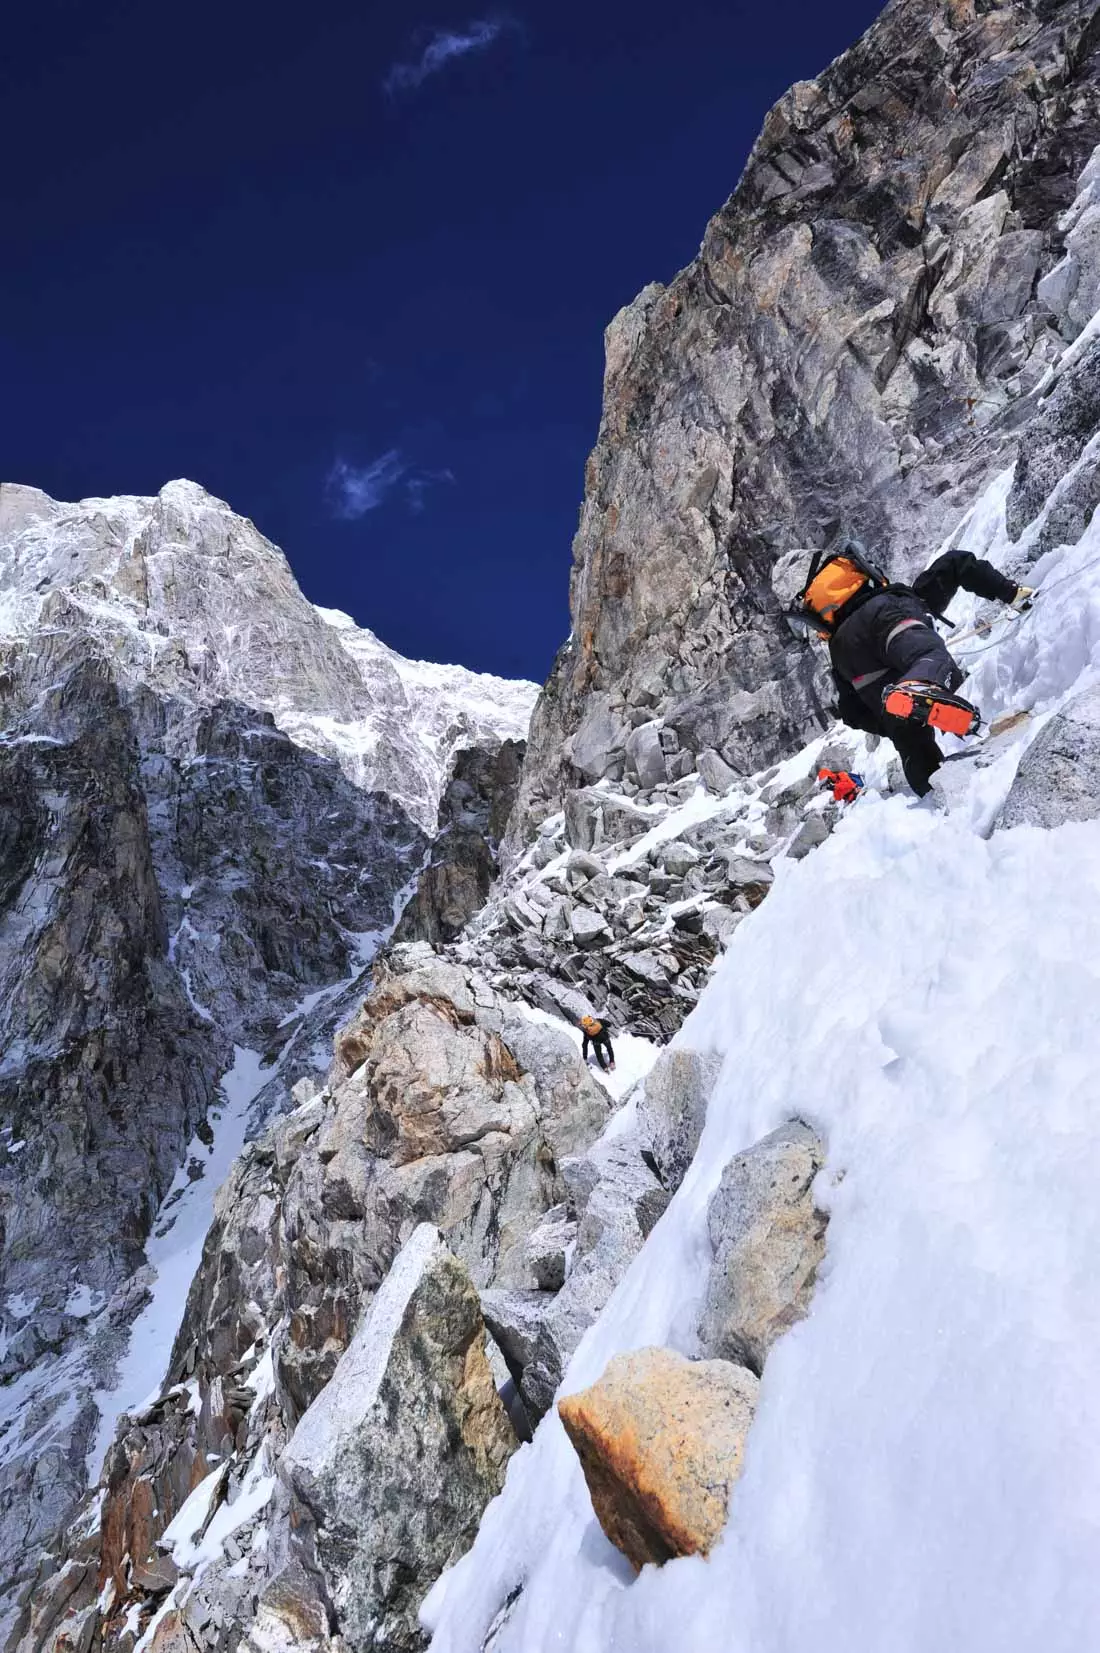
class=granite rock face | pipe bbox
[998,682,1100,826]
[280,1226,517,1653]
[507,0,1100,851]
[698,1121,828,1375]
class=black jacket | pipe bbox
[829,549,1017,723]
[581,1021,614,1060]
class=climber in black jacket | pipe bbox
[778,544,1033,797]
[580,1014,616,1073]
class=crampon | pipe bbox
[882,680,981,738]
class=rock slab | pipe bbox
[638,1047,722,1192]
[280,1224,517,1653]
[998,686,1100,830]
[557,1347,759,1572]
[698,1121,827,1375]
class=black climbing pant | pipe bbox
[583,1030,615,1070]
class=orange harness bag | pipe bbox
[802,556,875,627]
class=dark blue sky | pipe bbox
[3,0,883,681]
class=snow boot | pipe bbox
[882,680,981,739]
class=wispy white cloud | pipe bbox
[407,468,455,513]
[326,451,407,519]
[326,453,455,520]
[384,18,511,96]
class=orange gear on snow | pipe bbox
[818,768,863,804]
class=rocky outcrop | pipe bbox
[506,1,1100,851]
[558,1347,760,1571]
[280,1226,517,1653]
[698,1121,828,1375]
[998,683,1100,827]
[395,738,526,946]
[638,1047,722,1192]
[484,1124,669,1423]
[209,949,610,1432]
[26,947,615,1653]
[455,737,859,1041]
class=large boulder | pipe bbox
[698,1120,827,1375]
[558,1347,759,1571]
[658,841,700,878]
[280,1226,517,1653]
[785,811,833,860]
[571,908,612,950]
[356,998,537,1167]
[638,1047,722,1192]
[563,787,652,853]
[696,748,738,795]
[522,1204,577,1291]
[716,851,774,905]
[997,687,1100,830]
[625,723,667,791]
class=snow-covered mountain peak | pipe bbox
[0,478,538,830]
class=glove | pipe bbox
[1012,584,1035,611]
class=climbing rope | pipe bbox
[947,545,1100,664]
[949,611,1027,663]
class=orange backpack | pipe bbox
[799,544,889,629]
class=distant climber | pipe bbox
[776,541,1033,797]
[580,1014,616,1073]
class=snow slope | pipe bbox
[424,469,1100,1647]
